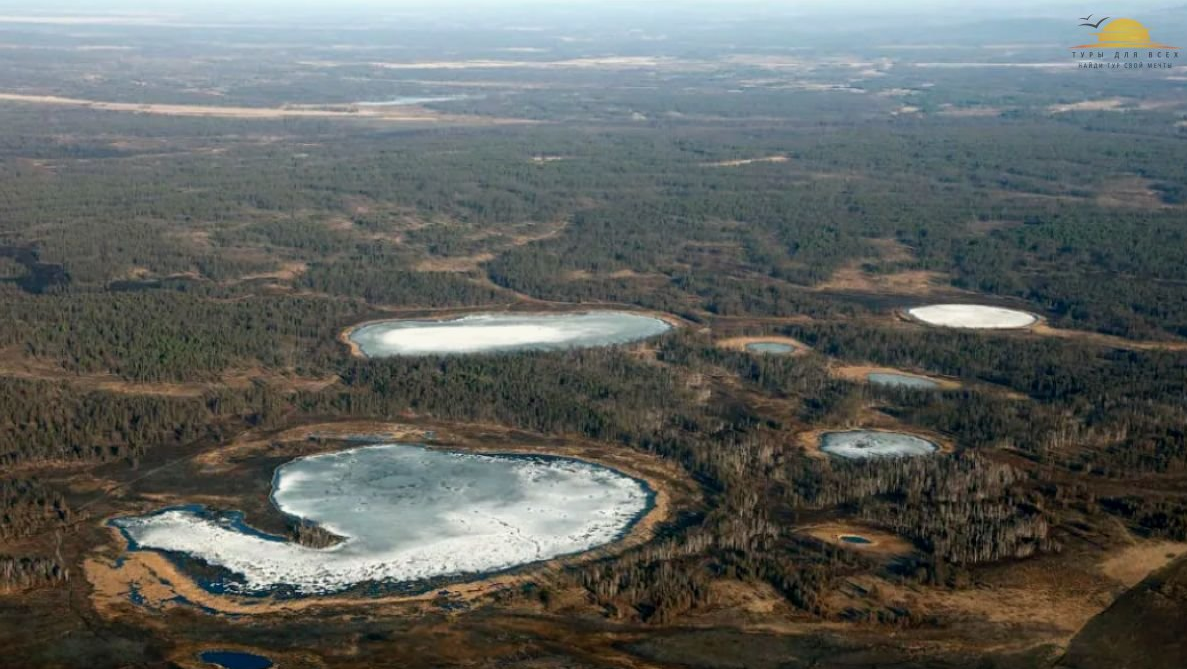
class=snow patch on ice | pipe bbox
[820,430,939,459]
[907,304,1037,329]
[349,311,672,357]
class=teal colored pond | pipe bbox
[745,342,795,354]
[198,650,272,669]
[867,372,940,390]
[839,535,873,545]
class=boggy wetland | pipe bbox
[4,4,1187,668]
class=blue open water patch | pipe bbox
[198,650,273,669]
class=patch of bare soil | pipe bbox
[566,268,663,281]
[1099,540,1187,588]
[0,93,527,125]
[1029,322,1187,352]
[0,352,213,397]
[325,216,357,232]
[0,349,338,397]
[506,218,569,246]
[1048,98,1127,113]
[165,228,214,249]
[814,264,946,295]
[367,56,682,71]
[703,579,793,618]
[1095,176,1174,209]
[234,260,308,282]
[936,105,1005,117]
[818,534,1187,650]
[414,253,495,272]
[867,237,916,263]
[841,562,1114,646]
[967,218,1024,236]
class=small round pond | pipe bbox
[114,444,651,595]
[199,650,273,669]
[348,311,673,358]
[819,430,939,459]
[867,372,940,390]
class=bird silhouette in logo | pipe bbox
[1079,14,1110,28]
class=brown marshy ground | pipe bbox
[829,363,961,390]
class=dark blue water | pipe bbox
[198,650,273,669]
[840,535,872,545]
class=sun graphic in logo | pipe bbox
[1071,17,1178,49]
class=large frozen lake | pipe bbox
[113,444,651,594]
[819,430,939,459]
[907,304,1037,330]
[348,311,673,357]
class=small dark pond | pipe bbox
[198,650,273,669]
[839,535,872,545]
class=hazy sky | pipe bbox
[0,0,1180,33]
[0,0,1176,16]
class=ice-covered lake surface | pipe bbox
[746,342,796,354]
[819,431,939,459]
[113,444,651,595]
[349,311,673,357]
[867,373,940,390]
[354,95,471,107]
[907,304,1038,329]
